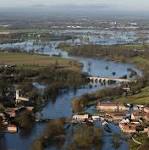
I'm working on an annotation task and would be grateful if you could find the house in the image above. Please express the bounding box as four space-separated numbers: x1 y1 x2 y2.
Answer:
143 128 149 137
120 118 130 124
0 113 5 119
15 90 29 104
72 114 89 122
5 108 16 118
26 107 34 112
108 112 126 121
136 105 144 110
92 115 100 121
7 125 17 133
96 102 129 112
119 122 137 133
144 113 149 121
144 107 149 114
130 111 143 121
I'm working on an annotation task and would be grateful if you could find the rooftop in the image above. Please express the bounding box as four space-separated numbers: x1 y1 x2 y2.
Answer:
97 102 124 106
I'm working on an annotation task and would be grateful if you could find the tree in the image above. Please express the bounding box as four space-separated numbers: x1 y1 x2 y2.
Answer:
139 138 149 150
15 111 35 129
72 98 83 113
0 116 4 132
0 103 5 113
72 125 103 150
112 133 122 149
32 139 44 150
0 80 9 97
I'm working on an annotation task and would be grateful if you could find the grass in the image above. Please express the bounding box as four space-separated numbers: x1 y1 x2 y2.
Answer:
117 55 149 105
60 43 149 105
125 44 147 49
117 86 149 105
129 134 148 150
0 52 81 71
132 56 149 68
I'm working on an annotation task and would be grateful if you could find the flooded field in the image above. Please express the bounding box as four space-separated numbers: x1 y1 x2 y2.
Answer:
0 36 141 150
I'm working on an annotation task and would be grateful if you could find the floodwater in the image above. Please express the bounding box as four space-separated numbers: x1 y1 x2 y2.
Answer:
0 39 141 150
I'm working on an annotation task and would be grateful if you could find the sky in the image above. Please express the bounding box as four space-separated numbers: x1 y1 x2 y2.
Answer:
0 0 149 12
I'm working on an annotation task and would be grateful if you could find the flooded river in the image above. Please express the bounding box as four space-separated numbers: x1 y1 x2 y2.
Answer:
0 41 141 150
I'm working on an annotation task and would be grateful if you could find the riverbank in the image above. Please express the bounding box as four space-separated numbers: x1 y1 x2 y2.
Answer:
59 43 149 105
0 43 135 150
0 51 88 132
58 44 149 69
129 133 149 150
58 43 149 149
0 52 81 70
0 51 86 92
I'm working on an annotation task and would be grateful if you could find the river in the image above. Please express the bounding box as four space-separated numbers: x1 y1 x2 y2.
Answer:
0 41 141 150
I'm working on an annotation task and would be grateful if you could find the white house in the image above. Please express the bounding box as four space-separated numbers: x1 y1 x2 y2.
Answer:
92 115 100 121
72 114 89 122
15 90 29 104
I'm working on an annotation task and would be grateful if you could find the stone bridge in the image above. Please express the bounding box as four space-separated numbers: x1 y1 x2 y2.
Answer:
88 76 133 84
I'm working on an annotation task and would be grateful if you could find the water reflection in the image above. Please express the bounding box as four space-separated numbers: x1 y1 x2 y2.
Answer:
0 39 141 150
0 135 7 150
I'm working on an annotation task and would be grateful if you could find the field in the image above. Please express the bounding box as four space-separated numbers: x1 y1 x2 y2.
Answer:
0 52 81 70
132 56 149 68
129 134 149 150
117 87 149 104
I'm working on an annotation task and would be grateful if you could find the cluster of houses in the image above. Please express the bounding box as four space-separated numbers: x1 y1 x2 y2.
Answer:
72 114 103 123
0 90 33 133
97 102 149 135
0 106 34 133
72 101 149 136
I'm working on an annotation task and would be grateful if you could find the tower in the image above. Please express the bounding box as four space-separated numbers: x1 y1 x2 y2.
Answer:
16 90 20 103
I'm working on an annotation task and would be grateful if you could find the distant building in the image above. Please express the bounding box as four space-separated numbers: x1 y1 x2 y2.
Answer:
0 32 10 35
96 102 129 112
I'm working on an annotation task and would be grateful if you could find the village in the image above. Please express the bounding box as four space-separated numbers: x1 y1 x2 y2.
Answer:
1 84 149 137
0 89 34 133
72 101 149 136
0 65 148 137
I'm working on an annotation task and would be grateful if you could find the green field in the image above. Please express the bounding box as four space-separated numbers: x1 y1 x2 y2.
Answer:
117 87 149 104
129 134 149 150
60 43 149 105
132 56 149 69
0 52 81 71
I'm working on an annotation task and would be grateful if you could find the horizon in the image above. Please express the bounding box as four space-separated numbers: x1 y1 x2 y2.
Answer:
0 0 149 12
0 0 149 21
